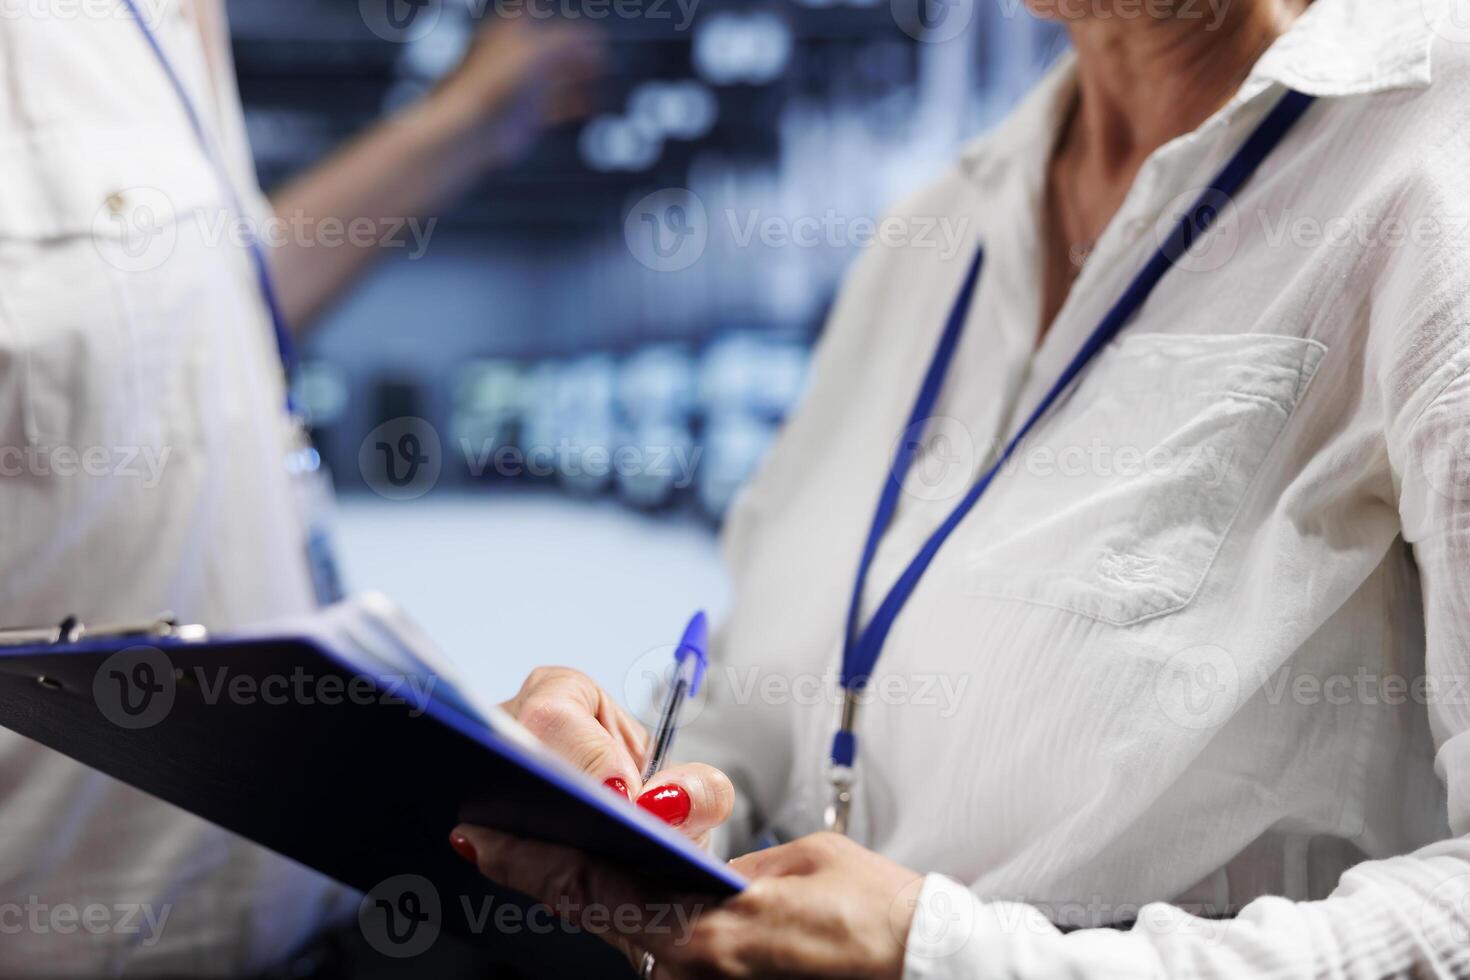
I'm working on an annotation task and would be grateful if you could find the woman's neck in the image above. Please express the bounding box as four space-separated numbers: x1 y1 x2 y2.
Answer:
1037 0 1309 343
1066 0 1309 176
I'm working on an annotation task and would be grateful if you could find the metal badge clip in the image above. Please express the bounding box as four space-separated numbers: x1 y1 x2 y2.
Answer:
824 688 861 835
824 764 855 836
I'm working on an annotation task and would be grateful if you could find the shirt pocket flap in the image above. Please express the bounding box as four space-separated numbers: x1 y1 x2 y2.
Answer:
0 123 225 245
964 333 1327 626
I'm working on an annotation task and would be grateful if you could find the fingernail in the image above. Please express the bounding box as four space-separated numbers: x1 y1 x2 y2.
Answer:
636 784 691 827
603 776 631 800
449 833 477 865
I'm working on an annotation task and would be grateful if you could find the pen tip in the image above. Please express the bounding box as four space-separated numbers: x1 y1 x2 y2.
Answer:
678 611 710 696
683 610 708 653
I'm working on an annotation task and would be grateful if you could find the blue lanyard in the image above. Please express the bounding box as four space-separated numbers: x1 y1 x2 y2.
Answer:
831 89 1316 783
119 0 298 379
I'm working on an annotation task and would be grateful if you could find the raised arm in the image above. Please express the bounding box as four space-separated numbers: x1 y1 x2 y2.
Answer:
267 19 601 330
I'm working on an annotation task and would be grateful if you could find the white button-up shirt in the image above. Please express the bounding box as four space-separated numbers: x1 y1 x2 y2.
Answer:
687 0 1470 975
0 2 352 974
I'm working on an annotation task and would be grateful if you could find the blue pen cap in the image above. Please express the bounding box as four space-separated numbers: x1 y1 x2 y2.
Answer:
675 611 710 696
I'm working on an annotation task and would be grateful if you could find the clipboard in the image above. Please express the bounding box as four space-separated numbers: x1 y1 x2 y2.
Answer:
0 596 744 972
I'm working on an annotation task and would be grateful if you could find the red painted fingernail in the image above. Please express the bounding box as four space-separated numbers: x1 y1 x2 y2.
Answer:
636 784 691 827
449 833 477 865
603 776 632 800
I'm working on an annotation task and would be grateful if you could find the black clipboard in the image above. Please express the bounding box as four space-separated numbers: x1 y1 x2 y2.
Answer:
0 600 743 973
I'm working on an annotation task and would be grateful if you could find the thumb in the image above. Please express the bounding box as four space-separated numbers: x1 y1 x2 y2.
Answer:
635 763 735 841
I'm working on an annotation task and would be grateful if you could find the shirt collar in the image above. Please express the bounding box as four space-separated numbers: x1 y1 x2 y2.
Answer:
1247 0 1440 97
960 0 1442 179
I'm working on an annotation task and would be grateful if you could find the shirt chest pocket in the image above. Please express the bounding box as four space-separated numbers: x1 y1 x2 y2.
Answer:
963 333 1326 626
0 11 241 460
0 121 232 460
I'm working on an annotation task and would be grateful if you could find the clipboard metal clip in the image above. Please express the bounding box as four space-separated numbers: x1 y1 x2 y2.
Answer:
0 614 209 649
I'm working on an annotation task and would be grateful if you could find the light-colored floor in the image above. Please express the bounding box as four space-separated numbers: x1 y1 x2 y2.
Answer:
334 494 729 717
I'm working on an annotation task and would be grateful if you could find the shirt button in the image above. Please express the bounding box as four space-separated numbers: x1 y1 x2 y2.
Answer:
106 192 127 214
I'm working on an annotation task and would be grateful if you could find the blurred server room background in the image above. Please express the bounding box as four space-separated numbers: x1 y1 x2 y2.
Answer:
227 0 1064 711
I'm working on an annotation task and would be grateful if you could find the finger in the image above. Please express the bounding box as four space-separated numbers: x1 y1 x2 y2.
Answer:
450 826 712 960
593 690 650 799
597 692 650 766
727 838 823 880
454 825 642 911
517 690 644 792
636 763 735 839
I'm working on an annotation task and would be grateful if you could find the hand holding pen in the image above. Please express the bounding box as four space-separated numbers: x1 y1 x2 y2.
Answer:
492 613 734 842
635 612 710 823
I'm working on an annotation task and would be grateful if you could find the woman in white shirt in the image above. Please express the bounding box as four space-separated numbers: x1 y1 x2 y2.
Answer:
454 0 1470 976
0 2 597 974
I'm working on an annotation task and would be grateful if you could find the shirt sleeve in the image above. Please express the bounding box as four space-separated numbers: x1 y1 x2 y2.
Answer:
903 368 1470 979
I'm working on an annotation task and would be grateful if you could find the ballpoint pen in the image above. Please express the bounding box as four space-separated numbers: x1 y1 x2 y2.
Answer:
641 611 709 782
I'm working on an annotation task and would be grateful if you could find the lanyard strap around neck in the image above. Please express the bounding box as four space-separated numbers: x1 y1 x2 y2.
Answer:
119 0 299 380
832 89 1316 770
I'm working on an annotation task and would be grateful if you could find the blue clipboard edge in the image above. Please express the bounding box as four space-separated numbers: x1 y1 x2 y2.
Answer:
308 634 751 895
0 629 748 896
